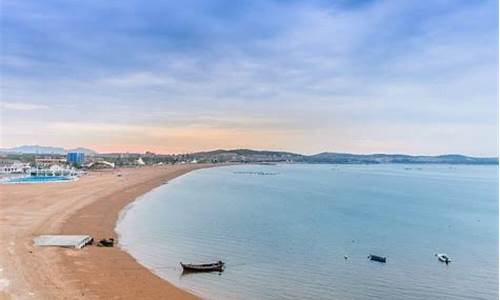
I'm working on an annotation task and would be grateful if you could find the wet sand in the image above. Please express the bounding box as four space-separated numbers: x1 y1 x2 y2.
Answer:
0 164 212 299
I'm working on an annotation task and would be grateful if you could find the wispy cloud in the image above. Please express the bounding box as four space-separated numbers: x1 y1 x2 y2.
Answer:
1 0 497 155
1 101 48 111
97 72 174 88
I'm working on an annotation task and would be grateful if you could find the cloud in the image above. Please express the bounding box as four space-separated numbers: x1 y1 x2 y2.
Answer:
97 72 173 87
1 101 49 111
0 0 497 155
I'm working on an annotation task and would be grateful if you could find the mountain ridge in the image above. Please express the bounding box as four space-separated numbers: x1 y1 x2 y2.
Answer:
1 145 497 164
0 145 98 155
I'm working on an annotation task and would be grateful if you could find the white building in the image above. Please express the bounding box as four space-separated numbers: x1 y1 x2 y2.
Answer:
0 160 29 174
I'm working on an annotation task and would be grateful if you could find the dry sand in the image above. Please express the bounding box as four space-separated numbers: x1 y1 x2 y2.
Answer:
0 164 212 299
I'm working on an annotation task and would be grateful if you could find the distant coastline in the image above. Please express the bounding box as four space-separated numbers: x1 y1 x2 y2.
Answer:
1 145 498 165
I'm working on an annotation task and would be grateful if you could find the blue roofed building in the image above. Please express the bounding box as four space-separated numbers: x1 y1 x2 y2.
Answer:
67 152 85 166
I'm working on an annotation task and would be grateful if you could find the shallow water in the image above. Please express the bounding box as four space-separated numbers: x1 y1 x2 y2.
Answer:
117 164 498 300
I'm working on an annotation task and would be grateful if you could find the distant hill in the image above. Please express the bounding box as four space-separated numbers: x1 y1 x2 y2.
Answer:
306 152 498 164
184 149 497 164
0 145 66 154
0 145 496 164
188 149 304 162
196 149 302 158
0 145 98 155
67 147 98 156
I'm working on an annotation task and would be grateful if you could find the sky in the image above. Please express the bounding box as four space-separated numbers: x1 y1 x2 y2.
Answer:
0 0 498 155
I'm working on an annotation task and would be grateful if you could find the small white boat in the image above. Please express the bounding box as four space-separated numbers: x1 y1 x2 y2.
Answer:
436 253 451 263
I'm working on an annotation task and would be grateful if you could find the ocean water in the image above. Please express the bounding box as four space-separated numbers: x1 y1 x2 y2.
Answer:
116 164 498 300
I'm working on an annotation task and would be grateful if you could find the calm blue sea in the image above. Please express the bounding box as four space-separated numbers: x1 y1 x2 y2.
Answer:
116 164 498 300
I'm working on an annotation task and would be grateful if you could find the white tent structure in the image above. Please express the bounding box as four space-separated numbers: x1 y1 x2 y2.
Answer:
34 235 93 249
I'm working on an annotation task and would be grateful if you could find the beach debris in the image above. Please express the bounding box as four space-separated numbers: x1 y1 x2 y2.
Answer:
97 238 115 247
180 261 225 273
34 235 93 249
368 254 387 263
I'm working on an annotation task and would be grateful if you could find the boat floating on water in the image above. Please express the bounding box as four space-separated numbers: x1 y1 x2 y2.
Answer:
368 254 387 263
180 261 225 273
436 253 451 264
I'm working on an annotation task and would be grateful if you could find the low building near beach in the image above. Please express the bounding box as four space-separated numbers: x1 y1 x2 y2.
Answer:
136 157 146 165
86 160 115 169
0 160 30 174
35 157 67 167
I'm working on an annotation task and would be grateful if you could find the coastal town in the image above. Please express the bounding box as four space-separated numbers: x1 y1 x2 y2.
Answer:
1 145 497 182
0 149 198 182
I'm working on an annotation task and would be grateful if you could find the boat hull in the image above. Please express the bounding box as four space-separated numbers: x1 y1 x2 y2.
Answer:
368 255 387 263
437 254 451 263
181 262 224 273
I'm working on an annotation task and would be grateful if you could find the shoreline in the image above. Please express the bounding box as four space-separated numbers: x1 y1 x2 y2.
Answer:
0 164 212 299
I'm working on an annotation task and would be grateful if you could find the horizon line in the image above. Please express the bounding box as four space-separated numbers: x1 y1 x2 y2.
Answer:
1 144 498 159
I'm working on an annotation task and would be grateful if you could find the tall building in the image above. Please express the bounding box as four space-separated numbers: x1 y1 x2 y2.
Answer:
67 152 85 165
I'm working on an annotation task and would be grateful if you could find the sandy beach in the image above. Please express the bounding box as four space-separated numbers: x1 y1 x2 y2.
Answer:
0 164 211 299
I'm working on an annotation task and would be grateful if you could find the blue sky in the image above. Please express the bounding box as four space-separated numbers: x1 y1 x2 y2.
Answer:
1 0 498 155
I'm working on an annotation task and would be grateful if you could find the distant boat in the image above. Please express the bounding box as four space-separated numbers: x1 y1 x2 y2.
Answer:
368 254 387 263
436 253 451 264
180 261 224 272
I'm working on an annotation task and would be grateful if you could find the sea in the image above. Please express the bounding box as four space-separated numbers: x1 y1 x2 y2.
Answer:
116 164 498 300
